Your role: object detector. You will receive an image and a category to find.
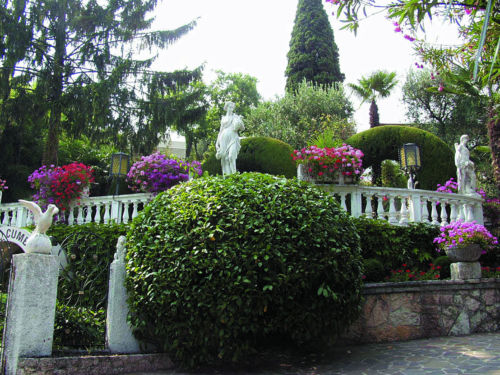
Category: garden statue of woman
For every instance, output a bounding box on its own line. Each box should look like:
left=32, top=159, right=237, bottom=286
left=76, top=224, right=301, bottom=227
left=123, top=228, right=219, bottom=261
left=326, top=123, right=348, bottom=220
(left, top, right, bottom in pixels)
left=454, top=134, right=476, bottom=195
left=216, top=101, right=245, bottom=176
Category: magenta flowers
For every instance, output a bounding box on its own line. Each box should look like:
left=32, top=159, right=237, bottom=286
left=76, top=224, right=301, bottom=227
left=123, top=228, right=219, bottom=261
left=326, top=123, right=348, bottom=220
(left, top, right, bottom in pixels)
left=433, top=220, right=498, bottom=253
left=126, top=152, right=202, bottom=194
left=0, top=178, right=8, bottom=192
left=292, top=144, right=364, bottom=181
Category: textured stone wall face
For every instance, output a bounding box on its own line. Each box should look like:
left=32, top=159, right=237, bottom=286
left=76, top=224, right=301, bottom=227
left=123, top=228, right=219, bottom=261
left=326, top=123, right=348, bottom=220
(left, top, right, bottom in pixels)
left=342, top=279, right=499, bottom=344
left=16, top=353, right=173, bottom=375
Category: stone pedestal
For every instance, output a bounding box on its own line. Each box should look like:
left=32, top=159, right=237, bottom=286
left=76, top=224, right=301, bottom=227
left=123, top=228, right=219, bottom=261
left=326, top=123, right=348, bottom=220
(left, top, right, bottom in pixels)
left=106, top=258, right=140, bottom=353
left=450, top=261, right=481, bottom=280
left=2, top=253, right=59, bottom=375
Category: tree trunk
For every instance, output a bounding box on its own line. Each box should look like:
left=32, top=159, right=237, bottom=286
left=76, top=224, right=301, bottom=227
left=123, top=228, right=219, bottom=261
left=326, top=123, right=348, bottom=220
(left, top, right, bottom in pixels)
left=487, top=104, right=500, bottom=191
left=42, top=0, right=66, bottom=166
left=369, top=99, right=380, bottom=128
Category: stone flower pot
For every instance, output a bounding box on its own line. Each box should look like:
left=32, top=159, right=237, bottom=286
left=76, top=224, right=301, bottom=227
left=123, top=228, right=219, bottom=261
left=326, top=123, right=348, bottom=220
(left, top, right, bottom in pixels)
left=445, top=243, right=483, bottom=263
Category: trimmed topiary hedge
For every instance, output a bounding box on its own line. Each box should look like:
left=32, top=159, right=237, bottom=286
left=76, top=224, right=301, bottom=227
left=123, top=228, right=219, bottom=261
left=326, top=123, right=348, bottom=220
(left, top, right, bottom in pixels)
left=202, top=136, right=296, bottom=178
left=346, top=126, right=455, bottom=190
left=126, top=173, right=363, bottom=367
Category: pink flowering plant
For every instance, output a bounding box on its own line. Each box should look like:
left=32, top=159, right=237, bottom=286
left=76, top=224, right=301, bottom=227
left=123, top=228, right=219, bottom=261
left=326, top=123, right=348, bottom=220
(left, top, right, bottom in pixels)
left=433, top=220, right=498, bottom=254
left=126, top=152, right=202, bottom=194
left=292, top=144, right=364, bottom=181
left=0, top=178, right=8, bottom=192
left=28, top=163, right=95, bottom=211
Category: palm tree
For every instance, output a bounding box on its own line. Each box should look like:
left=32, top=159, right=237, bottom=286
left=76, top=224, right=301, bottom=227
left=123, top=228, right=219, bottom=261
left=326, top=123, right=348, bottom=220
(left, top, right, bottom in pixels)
left=349, top=71, right=398, bottom=128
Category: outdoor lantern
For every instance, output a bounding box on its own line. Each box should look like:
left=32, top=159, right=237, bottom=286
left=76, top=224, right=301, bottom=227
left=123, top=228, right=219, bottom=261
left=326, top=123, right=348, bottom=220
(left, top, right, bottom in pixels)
left=399, top=143, right=421, bottom=189
left=110, top=152, right=130, bottom=177
left=110, top=152, right=130, bottom=195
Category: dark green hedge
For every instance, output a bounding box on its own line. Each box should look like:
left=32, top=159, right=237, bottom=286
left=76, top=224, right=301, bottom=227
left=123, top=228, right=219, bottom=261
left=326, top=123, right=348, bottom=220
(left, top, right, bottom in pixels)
left=126, top=173, right=363, bottom=367
left=202, top=136, right=296, bottom=178
left=352, top=217, right=441, bottom=272
left=346, top=126, right=455, bottom=190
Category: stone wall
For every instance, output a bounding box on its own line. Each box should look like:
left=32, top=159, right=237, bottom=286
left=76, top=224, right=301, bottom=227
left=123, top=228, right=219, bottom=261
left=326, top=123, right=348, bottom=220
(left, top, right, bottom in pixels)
left=16, top=353, right=173, bottom=375
left=342, top=278, right=499, bottom=344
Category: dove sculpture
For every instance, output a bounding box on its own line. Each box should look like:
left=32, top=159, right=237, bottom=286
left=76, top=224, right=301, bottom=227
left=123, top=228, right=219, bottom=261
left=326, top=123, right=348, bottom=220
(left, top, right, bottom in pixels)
left=18, top=200, right=59, bottom=254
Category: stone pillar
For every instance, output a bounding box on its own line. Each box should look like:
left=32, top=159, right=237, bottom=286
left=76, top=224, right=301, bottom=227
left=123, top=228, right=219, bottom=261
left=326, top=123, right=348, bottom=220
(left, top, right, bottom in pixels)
left=2, top=253, right=59, bottom=375
left=450, top=262, right=481, bottom=280
left=105, top=248, right=140, bottom=353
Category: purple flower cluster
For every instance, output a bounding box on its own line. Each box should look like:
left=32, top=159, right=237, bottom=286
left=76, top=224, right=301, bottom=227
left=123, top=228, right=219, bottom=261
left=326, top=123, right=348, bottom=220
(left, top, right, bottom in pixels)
left=433, top=220, right=498, bottom=253
left=127, top=152, right=202, bottom=194
left=27, top=165, right=59, bottom=208
left=436, top=178, right=458, bottom=194
left=0, top=178, right=8, bottom=192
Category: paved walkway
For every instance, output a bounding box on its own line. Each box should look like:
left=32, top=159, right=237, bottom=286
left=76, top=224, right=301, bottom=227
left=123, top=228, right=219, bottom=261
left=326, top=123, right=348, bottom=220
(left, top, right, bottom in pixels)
left=125, top=332, right=500, bottom=375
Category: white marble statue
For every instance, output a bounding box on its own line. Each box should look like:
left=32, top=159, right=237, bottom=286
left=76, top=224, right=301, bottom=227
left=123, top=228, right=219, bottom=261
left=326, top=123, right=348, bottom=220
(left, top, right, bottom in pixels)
left=114, top=235, right=127, bottom=262
left=18, top=200, right=59, bottom=254
left=454, top=134, right=477, bottom=195
left=216, top=101, right=245, bottom=176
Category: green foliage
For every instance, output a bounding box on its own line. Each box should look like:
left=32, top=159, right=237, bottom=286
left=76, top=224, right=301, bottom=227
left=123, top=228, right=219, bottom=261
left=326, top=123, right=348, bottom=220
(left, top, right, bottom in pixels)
left=433, top=256, right=451, bottom=279
left=353, top=217, right=440, bottom=272
left=381, top=160, right=407, bottom=188
left=245, top=81, right=353, bottom=149
left=286, top=0, right=344, bottom=91
left=0, top=0, right=197, bottom=163
left=126, top=173, right=363, bottom=367
left=402, top=69, right=488, bottom=147
left=346, top=125, right=455, bottom=189
left=48, top=223, right=127, bottom=310
left=54, top=303, right=105, bottom=349
left=362, top=258, right=385, bottom=282
left=202, top=137, right=296, bottom=178
left=308, top=115, right=356, bottom=148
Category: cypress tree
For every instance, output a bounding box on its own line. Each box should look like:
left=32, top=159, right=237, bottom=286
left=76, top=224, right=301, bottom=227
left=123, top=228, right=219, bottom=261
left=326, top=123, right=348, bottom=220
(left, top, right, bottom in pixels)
left=285, top=0, right=344, bottom=92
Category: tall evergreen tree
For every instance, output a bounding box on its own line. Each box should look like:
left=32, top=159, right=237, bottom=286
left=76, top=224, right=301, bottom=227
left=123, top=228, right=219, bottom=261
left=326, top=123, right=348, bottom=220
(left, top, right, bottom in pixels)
left=0, top=0, right=197, bottom=165
left=285, top=0, right=344, bottom=92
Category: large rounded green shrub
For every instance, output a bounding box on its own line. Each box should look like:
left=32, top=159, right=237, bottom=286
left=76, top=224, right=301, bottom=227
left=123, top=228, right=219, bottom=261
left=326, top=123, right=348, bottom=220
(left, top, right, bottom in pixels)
left=126, top=173, right=363, bottom=367
left=202, top=136, right=296, bottom=178
left=346, top=126, right=455, bottom=190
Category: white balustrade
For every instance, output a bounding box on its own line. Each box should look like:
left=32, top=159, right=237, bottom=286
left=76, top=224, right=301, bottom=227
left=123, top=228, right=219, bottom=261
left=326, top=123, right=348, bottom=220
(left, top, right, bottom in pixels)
left=0, top=185, right=485, bottom=229
left=0, top=193, right=152, bottom=228
left=317, top=184, right=484, bottom=227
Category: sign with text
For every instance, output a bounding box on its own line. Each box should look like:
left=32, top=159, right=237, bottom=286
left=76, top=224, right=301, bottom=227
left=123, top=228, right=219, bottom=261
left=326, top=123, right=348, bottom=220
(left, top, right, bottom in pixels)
left=0, top=226, right=31, bottom=252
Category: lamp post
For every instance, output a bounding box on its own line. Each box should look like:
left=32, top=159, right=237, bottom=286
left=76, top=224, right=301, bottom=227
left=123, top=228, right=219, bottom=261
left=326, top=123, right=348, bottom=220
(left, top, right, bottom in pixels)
left=110, top=152, right=130, bottom=196
left=399, top=143, right=421, bottom=189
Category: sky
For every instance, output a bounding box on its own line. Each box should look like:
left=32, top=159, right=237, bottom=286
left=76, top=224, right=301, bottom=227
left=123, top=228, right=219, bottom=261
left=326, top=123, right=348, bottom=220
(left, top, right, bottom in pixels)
left=150, top=0, right=462, bottom=133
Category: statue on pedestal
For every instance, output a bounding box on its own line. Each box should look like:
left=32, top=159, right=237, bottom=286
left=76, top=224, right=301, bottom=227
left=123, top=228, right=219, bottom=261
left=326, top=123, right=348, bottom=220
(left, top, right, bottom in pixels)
left=18, top=200, right=59, bottom=254
left=216, top=101, right=245, bottom=176
left=454, top=134, right=477, bottom=195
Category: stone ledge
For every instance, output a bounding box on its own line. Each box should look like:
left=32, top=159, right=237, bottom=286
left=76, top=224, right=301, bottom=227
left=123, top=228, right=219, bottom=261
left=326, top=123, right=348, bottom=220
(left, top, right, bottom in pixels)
left=17, top=353, right=173, bottom=375
left=363, top=278, right=499, bottom=295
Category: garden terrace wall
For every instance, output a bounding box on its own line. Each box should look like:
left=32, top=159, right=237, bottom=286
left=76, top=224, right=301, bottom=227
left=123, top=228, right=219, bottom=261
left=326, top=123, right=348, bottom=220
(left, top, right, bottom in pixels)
left=342, top=279, right=499, bottom=344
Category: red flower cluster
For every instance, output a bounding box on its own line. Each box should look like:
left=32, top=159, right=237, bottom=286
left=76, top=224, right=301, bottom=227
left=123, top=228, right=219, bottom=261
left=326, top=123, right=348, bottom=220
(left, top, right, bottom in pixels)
left=50, top=163, right=94, bottom=211
left=385, top=263, right=441, bottom=282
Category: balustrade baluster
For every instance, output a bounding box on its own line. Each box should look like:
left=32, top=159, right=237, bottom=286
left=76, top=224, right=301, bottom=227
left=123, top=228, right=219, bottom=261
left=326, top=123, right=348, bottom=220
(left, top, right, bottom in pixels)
left=430, top=200, right=439, bottom=225
left=11, top=210, right=17, bottom=227
left=68, top=206, right=75, bottom=225
left=132, top=202, right=139, bottom=219
left=421, top=198, right=430, bottom=223
left=364, top=193, right=373, bottom=218
left=76, top=205, right=84, bottom=225
left=94, top=203, right=102, bottom=223
left=439, top=200, right=448, bottom=226
left=399, top=195, right=409, bottom=225
left=376, top=195, right=386, bottom=220
left=339, top=192, right=347, bottom=212
left=465, top=204, right=474, bottom=222
left=449, top=200, right=458, bottom=222
left=85, top=202, right=93, bottom=223
left=122, top=201, right=130, bottom=224
left=104, top=202, right=111, bottom=224
left=388, top=194, right=398, bottom=224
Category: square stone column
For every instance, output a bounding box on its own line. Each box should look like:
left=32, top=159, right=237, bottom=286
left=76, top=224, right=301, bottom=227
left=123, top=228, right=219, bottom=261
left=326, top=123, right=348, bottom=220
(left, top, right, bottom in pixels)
left=2, top=253, right=59, bottom=375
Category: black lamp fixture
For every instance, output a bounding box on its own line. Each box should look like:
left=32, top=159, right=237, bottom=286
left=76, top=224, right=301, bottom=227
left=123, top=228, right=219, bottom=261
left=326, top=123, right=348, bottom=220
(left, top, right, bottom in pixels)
left=399, top=143, right=421, bottom=189
left=110, top=152, right=130, bottom=195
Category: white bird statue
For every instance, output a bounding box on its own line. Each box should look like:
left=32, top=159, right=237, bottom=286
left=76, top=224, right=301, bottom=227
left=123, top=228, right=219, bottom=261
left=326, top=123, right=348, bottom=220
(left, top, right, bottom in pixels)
left=19, top=200, right=59, bottom=235
left=18, top=200, right=59, bottom=254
